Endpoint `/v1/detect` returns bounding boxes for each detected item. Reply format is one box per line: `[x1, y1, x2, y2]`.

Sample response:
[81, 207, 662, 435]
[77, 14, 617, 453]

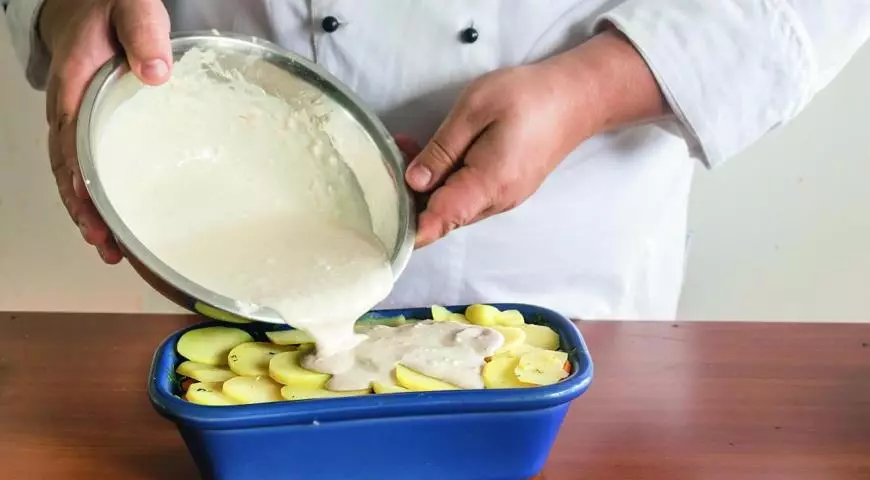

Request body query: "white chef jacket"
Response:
[5, 1, 870, 320]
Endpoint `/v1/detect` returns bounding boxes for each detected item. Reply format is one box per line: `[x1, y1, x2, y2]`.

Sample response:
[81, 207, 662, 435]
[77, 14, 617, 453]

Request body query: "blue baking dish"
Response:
[148, 304, 594, 480]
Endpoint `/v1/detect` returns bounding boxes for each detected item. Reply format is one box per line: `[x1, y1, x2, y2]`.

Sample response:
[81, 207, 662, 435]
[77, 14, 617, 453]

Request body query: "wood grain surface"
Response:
[1, 313, 868, 480]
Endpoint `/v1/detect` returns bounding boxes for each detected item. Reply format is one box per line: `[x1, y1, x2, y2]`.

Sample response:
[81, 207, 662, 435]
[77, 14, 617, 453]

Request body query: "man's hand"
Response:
[40, 0, 171, 263]
[405, 29, 667, 248]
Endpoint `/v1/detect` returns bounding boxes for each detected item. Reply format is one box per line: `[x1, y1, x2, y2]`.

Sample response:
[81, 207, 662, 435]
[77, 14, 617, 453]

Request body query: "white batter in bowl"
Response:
[76, 32, 415, 328]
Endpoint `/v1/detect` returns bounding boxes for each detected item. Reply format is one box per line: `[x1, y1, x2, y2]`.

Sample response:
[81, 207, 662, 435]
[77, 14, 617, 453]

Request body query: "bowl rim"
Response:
[76, 30, 416, 325]
[147, 303, 595, 431]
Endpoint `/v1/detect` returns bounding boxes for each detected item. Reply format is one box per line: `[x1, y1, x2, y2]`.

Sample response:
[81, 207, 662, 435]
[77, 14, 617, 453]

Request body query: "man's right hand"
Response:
[40, 0, 172, 264]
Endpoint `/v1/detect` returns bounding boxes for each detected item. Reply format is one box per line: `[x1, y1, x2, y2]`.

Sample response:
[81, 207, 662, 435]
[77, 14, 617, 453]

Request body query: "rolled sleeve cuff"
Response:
[595, 0, 815, 168]
[5, 0, 50, 90]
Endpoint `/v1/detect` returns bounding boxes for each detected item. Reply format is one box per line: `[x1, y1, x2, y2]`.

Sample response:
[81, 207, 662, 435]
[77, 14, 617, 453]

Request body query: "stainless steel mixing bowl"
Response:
[77, 31, 415, 325]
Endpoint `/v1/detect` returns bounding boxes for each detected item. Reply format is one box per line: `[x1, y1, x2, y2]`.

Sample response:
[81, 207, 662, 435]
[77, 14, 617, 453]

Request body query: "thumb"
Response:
[112, 0, 172, 86]
[406, 98, 490, 193]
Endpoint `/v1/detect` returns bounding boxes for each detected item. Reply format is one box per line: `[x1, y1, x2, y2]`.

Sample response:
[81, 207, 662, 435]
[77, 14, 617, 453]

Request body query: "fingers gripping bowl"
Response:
[76, 31, 416, 324]
[149, 304, 594, 480]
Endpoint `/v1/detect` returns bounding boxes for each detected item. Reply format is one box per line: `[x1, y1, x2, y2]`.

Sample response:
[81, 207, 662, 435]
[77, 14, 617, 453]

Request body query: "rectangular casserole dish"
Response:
[148, 304, 594, 480]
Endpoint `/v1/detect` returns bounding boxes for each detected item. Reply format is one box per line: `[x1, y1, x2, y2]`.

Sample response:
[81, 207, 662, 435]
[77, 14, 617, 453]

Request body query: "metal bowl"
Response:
[77, 31, 415, 325]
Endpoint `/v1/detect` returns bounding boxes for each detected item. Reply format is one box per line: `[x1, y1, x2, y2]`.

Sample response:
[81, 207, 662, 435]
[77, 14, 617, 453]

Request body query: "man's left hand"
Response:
[405, 29, 667, 248]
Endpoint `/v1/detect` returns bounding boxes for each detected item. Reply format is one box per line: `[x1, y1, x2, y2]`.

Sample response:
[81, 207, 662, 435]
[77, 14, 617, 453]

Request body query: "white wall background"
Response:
[678, 44, 870, 322]
[2, 25, 869, 321]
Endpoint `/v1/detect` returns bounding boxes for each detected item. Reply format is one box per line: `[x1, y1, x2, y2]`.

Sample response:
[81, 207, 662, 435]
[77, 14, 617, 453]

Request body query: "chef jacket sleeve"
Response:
[3, 0, 50, 90]
[595, 1, 870, 168]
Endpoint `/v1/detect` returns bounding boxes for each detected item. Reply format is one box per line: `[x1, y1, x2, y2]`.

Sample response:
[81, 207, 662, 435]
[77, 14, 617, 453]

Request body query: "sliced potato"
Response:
[515, 350, 570, 386]
[185, 382, 237, 406]
[483, 356, 534, 389]
[222, 376, 283, 404]
[372, 382, 409, 394]
[395, 364, 460, 392]
[176, 361, 237, 383]
[496, 309, 525, 327]
[493, 342, 542, 359]
[265, 329, 314, 345]
[354, 319, 407, 334]
[431, 305, 453, 321]
[356, 315, 407, 328]
[491, 326, 526, 355]
[280, 386, 370, 401]
[268, 351, 330, 389]
[176, 326, 253, 366]
[465, 304, 501, 327]
[228, 342, 292, 377]
[431, 305, 470, 324]
[519, 324, 560, 350]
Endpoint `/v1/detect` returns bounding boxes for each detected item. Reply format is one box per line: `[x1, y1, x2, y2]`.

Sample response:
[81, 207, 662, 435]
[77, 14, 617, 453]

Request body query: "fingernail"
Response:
[141, 59, 169, 81]
[97, 245, 110, 262]
[413, 216, 436, 248]
[414, 231, 430, 249]
[406, 165, 432, 189]
[72, 175, 86, 198]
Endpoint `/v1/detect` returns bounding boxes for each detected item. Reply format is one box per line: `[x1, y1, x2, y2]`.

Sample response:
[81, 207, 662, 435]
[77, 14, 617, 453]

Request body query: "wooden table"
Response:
[1, 313, 868, 480]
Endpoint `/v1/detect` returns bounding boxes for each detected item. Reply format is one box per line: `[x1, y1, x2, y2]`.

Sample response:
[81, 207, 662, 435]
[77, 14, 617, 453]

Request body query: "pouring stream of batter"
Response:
[97, 49, 501, 389]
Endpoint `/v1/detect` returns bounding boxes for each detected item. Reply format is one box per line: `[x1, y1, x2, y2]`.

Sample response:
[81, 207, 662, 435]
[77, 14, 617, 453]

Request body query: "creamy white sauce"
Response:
[305, 320, 504, 391]
[97, 48, 500, 389]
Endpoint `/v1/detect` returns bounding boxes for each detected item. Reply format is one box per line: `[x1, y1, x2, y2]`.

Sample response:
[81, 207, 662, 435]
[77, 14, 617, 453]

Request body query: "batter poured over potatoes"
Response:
[175, 304, 572, 405]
